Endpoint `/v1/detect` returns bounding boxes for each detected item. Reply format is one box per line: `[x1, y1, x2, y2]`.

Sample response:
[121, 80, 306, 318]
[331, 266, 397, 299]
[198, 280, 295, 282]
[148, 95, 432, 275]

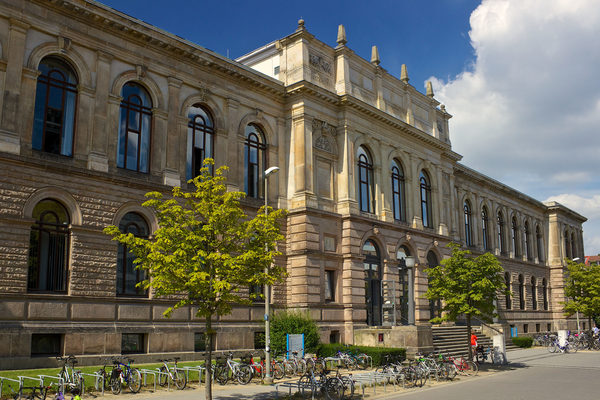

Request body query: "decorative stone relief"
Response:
[309, 53, 331, 74]
[312, 119, 337, 154]
[197, 82, 210, 102]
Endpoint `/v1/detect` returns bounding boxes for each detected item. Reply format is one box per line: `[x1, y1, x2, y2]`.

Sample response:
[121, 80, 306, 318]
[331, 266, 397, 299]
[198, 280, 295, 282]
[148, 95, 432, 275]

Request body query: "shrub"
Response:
[317, 344, 406, 366]
[270, 310, 320, 355]
[512, 336, 533, 348]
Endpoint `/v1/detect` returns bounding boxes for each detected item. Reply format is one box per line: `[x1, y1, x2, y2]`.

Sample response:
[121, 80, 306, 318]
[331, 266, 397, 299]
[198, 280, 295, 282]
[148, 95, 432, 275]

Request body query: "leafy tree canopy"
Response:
[563, 260, 600, 320]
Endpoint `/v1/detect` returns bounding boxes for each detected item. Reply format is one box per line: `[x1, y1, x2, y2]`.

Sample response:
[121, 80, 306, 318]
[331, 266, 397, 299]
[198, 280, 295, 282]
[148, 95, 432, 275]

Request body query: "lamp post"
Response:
[405, 256, 416, 325]
[399, 255, 416, 325]
[572, 257, 581, 332]
[263, 166, 279, 384]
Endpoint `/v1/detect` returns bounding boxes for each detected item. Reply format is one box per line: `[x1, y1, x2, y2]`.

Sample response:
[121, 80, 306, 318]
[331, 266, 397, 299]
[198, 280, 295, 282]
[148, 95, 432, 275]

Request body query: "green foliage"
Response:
[562, 260, 600, 319]
[104, 159, 288, 320]
[425, 243, 508, 324]
[270, 310, 320, 355]
[511, 336, 533, 348]
[317, 344, 405, 366]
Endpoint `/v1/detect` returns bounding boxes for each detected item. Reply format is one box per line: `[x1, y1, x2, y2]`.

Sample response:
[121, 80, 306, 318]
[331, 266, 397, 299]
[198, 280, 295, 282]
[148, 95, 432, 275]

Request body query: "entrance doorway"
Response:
[363, 240, 382, 326]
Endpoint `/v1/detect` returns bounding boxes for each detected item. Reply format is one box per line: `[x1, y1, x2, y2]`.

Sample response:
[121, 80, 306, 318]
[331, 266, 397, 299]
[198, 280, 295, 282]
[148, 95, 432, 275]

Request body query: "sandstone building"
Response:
[0, 0, 586, 368]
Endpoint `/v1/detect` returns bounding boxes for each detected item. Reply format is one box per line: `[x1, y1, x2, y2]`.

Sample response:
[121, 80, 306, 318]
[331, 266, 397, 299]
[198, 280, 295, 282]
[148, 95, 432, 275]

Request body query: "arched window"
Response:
[518, 274, 525, 310]
[117, 82, 152, 172]
[28, 199, 70, 292]
[504, 272, 512, 310]
[186, 104, 214, 180]
[497, 212, 506, 255]
[531, 276, 537, 310]
[32, 57, 78, 156]
[363, 240, 381, 326]
[536, 225, 544, 263]
[512, 216, 520, 257]
[427, 251, 441, 320]
[420, 171, 432, 228]
[524, 222, 531, 261]
[464, 200, 473, 247]
[391, 159, 405, 221]
[542, 278, 548, 310]
[565, 230, 571, 259]
[571, 233, 576, 259]
[244, 124, 266, 198]
[117, 212, 149, 296]
[357, 146, 375, 213]
[482, 206, 490, 250]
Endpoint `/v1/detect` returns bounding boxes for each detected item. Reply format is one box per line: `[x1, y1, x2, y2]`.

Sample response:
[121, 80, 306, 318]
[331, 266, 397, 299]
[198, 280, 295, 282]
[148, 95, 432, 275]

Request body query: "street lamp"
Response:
[263, 166, 279, 384]
[572, 257, 581, 332]
[399, 255, 416, 325]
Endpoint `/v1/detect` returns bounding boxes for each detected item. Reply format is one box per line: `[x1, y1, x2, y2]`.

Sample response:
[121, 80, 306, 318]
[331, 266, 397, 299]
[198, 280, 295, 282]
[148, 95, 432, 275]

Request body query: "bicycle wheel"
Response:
[272, 362, 285, 380]
[73, 371, 84, 395]
[296, 359, 307, 376]
[158, 366, 168, 386]
[96, 369, 109, 391]
[110, 371, 122, 395]
[548, 342, 557, 353]
[284, 361, 295, 378]
[215, 365, 229, 385]
[325, 377, 344, 400]
[174, 369, 187, 390]
[462, 360, 478, 376]
[356, 355, 368, 370]
[127, 368, 142, 393]
[236, 365, 253, 385]
[445, 362, 456, 380]
[340, 376, 355, 398]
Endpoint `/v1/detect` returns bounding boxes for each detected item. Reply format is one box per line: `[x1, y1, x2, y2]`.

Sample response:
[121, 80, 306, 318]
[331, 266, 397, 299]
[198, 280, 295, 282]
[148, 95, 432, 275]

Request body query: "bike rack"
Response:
[0, 376, 22, 398]
[139, 369, 159, 392]
[80, 372, 103, 396]
[182, 365, 205, 385]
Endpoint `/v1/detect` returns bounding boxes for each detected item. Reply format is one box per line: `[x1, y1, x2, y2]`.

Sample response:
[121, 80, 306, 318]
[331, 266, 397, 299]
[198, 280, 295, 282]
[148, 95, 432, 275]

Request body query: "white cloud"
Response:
[431, 0, 600, 254]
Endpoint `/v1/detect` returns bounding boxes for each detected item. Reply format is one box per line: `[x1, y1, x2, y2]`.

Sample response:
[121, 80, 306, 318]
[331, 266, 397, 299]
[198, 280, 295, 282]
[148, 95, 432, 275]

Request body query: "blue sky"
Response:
[97, 0, 600, 256]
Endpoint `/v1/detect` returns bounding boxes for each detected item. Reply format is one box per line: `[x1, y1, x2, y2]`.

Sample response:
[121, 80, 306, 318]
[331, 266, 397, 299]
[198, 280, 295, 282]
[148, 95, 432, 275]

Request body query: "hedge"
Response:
[512, 336, 533, 348]
[317, 344, 406, 366]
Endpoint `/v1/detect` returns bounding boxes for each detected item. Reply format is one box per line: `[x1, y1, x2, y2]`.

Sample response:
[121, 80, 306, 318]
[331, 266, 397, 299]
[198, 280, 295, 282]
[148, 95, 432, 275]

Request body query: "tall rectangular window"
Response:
[324, 270, 335, 302]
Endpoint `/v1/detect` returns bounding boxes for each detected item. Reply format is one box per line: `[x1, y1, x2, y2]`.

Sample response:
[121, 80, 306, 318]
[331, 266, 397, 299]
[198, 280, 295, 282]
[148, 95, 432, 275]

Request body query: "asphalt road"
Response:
[385, 347, 600, 399]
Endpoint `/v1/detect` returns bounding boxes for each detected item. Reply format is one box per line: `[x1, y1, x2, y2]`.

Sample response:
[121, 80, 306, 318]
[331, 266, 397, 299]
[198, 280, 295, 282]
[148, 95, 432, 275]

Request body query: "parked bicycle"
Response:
[298, 369, 344, 400]
[108, 356, 142, 394]
[214, 352, 253, 385]
[158, 357, 187, 390]
[7, 384, 52, 400]
[56, 355, 83, 394]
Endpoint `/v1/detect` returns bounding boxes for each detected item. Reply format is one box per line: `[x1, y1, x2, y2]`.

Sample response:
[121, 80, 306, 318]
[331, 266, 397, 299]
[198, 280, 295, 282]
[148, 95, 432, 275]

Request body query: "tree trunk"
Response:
[205, 315, 213, 400]
[589, 315, 593, 333]
[467, 313, 473, 361]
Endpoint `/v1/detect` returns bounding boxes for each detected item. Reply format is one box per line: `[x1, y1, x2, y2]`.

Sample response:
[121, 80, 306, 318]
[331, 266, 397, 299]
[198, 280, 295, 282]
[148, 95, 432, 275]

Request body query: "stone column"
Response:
[163, 77, 182, 186]
[0, 18, 29, 154]
[17, 68, 40, 151]
[88, 50, 113, 172]
[75, 86, 95, 162]
[225, 98, 240, 190]
[434, 166, 445, 235]
[379, 143, 393, 222]
[336, 123, 356, 214]
[151, 108, 168, 176]
[106, 94, 122, 168]
[411, 157, 423, 229]
[276, 117, 286, 205]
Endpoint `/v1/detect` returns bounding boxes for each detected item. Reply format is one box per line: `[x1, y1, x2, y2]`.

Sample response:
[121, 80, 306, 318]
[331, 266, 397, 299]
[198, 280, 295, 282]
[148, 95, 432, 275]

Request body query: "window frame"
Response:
[357, 146, 375, 213]
[27, 199, 70, 293]
[32, 57, 78, 157]
[244, 124, 266, 199]
[512, 216, 520, 258]
[324, 270, 335, 302]
[391, 159, 406, 221]
[187, 104, 215, 179]
[504, 271, 512, 310]
[116, 212, 149, 297]
[497, 212, 506, 255]
[531, 276, 537, 310]
[420, 171, 433, 228]
[482, 206, 490, 250]
[518, 274, 525, 310]
[117, 82, 153, 173]
[536, 225, 544, 263]
[464, 200, 473, 247]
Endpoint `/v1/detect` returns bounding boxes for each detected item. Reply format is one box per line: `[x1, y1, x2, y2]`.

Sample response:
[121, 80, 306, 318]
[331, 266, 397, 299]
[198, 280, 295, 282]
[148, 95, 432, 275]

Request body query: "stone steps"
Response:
[431, 325, 493, 357]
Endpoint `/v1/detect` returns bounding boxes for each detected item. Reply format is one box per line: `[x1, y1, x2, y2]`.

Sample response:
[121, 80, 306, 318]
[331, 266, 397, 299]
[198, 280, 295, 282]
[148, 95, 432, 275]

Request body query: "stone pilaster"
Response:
[225, 98, 239, 190]
[0, 19, 29, 151]
[88, 51, 113, 172]
[163, 77, 182, 186]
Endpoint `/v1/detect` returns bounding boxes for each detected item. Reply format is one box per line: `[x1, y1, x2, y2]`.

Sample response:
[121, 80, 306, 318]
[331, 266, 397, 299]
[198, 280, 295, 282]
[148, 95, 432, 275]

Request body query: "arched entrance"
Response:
[397, 246, 413, 325]
[363, 240, 382, 326]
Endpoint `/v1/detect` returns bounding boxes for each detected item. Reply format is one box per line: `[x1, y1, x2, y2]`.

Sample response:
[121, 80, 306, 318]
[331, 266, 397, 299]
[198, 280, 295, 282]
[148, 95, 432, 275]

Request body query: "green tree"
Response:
[425, 243, 508, 360]
[563, 260, 600, 330]
[104, 159, 287, 400]
[270, 310, 320, 355]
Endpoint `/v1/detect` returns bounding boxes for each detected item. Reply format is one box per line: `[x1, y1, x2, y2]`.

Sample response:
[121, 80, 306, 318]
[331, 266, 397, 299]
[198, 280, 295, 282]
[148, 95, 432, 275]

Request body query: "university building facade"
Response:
[0, 0, 586, 368]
